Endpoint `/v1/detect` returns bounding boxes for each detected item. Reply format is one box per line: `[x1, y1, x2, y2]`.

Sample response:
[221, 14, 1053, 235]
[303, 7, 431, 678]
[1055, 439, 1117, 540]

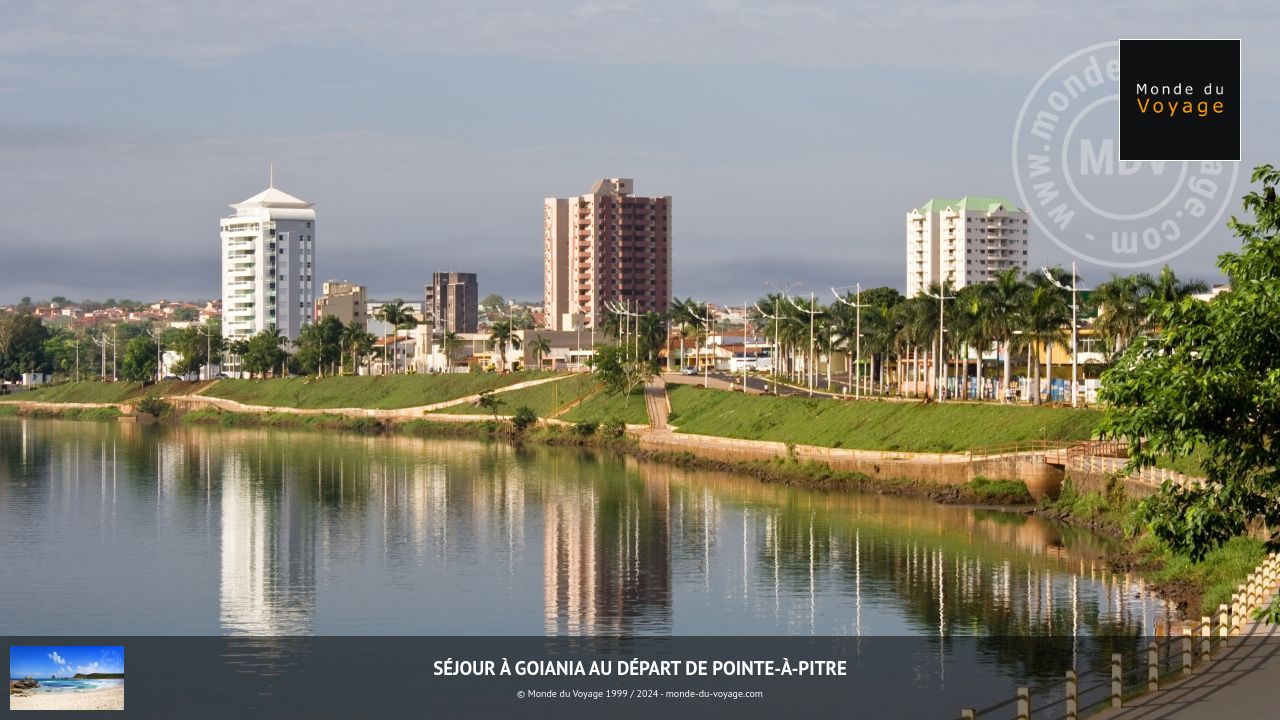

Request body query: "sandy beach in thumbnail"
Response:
[10, 684, 124, 711]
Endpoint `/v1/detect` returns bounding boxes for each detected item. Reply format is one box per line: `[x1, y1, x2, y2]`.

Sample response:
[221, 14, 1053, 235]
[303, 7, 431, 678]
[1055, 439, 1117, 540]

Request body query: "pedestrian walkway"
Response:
[643, 377, 669, 430]
[1095, 623, 1280, 720]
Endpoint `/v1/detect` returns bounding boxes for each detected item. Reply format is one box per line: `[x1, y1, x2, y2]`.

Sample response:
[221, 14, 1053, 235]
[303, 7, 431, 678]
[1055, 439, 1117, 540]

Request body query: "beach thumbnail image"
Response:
[9, 646, 124, 711]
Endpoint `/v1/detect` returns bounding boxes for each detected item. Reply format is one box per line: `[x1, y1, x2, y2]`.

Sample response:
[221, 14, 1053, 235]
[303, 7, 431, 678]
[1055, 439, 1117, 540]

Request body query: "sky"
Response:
[9, 646, 124, 679]
[1, 1, 1277, 305]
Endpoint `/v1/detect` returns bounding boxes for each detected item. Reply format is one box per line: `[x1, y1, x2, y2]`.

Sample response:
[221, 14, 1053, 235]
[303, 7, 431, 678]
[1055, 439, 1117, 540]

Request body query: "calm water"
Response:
[0, 418, 1166, 638]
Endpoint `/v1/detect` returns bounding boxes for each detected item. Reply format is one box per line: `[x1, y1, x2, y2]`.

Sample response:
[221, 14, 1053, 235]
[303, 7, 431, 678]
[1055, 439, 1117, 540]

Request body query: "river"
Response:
[0, 417, 1166, 640]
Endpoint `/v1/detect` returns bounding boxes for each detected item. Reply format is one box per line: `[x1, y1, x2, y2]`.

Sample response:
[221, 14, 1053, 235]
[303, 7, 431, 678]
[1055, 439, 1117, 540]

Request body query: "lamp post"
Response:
[686, 304, 713, 389]
[787, 292, 823, 396]
[146, 327, 164, 384]
[760, 281, 800, 396]
[1043, 262, 1083, 407]
[924, 287, 954, 402]
[832, 284, 869, 399]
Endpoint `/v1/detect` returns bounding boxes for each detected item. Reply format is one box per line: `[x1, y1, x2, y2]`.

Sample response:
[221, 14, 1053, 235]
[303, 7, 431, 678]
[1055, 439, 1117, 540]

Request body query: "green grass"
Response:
[1153, 447, 1209, 477]
[967, 476, 1034, 503]
[8, 380, 209, 404]
[1147, 536, 1268, 616]
[182, 407, 385, 432]
[560, 387, 650, 426]
[434, 373, 599, 416]
[666, 385, 1103, 452]
[202, 372, 557, 410]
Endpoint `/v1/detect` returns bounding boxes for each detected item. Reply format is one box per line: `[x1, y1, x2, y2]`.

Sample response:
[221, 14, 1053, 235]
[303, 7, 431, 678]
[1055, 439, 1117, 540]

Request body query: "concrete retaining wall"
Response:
[636, 431, 1066, 498]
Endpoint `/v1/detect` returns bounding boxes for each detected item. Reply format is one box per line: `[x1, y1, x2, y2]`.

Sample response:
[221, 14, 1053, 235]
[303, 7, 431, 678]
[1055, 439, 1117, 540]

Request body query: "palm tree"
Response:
[376, 300, 412, 374]
[442, 330, 460, 370]
[978, 268, 1027, 401]
[1146, 265, 1208, 313]
[340, 321, 375, 375]
[1019, 273, 1070, 404]
[531, 334, 551, 370]
[488, 320, 520, 372]
[1091, 272, 1154, 360]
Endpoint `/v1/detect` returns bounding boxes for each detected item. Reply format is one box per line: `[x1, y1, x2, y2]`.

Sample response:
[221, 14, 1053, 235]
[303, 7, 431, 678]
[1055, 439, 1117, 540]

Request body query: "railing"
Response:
[955, 551, 1280, 720]
[967, 440, 1077, 459]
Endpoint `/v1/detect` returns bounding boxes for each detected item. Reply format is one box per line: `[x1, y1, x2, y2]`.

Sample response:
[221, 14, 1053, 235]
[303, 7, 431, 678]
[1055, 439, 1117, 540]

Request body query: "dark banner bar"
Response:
[3, 635, 1209, 720]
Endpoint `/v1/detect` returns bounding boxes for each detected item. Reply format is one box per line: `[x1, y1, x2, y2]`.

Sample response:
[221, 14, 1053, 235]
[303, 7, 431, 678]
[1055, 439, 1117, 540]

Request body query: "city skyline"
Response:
[2, 3, 1278, 304]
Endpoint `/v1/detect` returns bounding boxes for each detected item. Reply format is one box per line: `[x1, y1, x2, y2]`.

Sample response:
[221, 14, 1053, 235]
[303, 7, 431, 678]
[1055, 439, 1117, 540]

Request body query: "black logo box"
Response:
[1119, 39, 1240, 161]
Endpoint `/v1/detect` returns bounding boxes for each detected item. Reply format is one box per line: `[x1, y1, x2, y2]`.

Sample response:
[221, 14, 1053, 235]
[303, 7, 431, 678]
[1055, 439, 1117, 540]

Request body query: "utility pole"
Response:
[787, 292, 823, 396]
[1044, 262, 1083, 407]
[925, 287, 954, 402]
[832, 284, 869, 399]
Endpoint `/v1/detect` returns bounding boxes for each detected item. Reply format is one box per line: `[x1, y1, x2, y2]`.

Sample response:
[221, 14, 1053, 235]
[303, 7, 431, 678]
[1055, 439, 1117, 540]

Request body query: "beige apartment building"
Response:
[906, 197, 1029, 297]
[544, 178, 672, 331]
[314, 280, 367, 327]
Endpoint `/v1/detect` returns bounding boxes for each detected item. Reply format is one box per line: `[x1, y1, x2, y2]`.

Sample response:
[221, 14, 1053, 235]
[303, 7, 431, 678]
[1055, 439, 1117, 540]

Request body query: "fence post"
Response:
[1219, 604, 1230, 645]
[1111, 653, 1122, 708]
[1148, 641, 1159, 692]
[1065, 669, 1078, 720]
[1201, 617, 1212, 661]
[961, 709, 975, 720]
[1017, 686, 1030, 720]
[1182, 629, 1193, 675]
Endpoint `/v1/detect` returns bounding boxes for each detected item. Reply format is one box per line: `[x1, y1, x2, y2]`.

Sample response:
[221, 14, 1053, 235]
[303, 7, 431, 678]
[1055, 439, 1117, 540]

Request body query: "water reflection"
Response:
[0, 418, 1167, 649]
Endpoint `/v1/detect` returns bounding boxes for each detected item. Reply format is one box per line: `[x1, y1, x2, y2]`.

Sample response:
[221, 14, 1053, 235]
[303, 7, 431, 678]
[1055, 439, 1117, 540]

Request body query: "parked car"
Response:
[680, 366, 698, 376]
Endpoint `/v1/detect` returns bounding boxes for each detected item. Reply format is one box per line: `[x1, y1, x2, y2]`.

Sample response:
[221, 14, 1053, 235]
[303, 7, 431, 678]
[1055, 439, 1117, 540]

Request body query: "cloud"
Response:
[75, 661, 107, 675]
[48, 651, 65, 665]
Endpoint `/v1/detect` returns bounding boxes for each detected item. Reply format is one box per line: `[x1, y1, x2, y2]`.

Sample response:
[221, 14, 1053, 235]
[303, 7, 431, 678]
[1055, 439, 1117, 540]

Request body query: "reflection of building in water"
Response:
[543, 459, 673, 634]
[219, 452, 316, 635]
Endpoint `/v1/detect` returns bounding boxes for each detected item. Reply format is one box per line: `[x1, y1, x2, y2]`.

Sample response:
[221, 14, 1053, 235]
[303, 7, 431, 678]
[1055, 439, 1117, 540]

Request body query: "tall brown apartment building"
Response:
[543, 178, 671, 331]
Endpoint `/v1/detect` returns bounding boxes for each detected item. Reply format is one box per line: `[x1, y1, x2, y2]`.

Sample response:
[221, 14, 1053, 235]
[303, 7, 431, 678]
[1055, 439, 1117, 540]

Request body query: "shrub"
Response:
[136, 395, 171, 418]
[600, 418, 627, 439]
[573, 420, 598, 437]
[511, 406, 538, 433]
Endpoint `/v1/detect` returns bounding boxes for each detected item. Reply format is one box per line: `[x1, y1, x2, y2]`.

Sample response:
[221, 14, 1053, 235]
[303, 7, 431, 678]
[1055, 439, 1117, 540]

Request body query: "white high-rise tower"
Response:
[220, 174, 316, 343]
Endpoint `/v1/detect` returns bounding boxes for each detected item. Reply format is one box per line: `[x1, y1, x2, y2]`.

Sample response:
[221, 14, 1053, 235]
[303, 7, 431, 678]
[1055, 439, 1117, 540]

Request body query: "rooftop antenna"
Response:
[268, 162, 275, 188]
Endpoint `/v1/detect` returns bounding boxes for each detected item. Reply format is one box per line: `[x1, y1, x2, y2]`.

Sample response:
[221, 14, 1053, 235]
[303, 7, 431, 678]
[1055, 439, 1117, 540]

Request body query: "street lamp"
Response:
[831, 284, 869, 399]
[787, 292, 823, 397]
[685, 303, 713, 389]
[759, 281, 800, 396]
[924, 287, 954, 402]
[1043, 262, 1084, 407]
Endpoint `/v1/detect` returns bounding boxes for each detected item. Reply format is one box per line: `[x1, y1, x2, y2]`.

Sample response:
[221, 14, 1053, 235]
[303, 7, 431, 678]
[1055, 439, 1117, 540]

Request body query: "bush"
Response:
[136, 395, 171, 418]
[511, 406, 538, 433]
[573, 420, 598, 437]
[600, 418, 627, 439]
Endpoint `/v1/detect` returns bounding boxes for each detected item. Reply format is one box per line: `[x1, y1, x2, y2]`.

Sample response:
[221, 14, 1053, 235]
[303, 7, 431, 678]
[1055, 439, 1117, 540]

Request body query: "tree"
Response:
[165, 322, 224, 378]
[511, 406, 538, 433]
[1092, 272, 1155, 359]
[488, 320, 520, 372]
[1100, 164, 1280, 559]
[295, 316, 345, 376]
[442, 331, 461, 369]
[978, 269, 1028, 401]
[480, 294, 506, 313]
[375, 300, 414, 373]
[119, 335, 158, 382]
[530, 334, 551, 369]
[0, 313, 51, 380]
[341, 321, 375, 375]
[590, 343, 652, 403]
[475, 389, 505, 421]
[241, 329, 287, 379]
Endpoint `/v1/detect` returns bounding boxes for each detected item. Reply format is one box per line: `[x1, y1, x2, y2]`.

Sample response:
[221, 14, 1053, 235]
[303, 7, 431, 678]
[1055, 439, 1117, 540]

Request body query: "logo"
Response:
[1011, 41, 1238, 268]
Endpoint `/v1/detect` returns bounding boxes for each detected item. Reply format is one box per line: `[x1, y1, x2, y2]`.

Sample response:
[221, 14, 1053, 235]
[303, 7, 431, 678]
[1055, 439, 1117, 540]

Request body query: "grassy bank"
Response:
[560, 387, 650, 425]
[8, 380, 209, 404]
[1040, 478, 1267, 616]
[0, 404, 122, 421]
[667, 385, 1103, 452]
[433, 373, 598, 416]
[198, 372, 557, 410]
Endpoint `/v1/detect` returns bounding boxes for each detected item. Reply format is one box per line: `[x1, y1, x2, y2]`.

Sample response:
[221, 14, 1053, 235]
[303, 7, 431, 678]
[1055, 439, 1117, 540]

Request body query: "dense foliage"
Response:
[1101, 165, 1280, 559]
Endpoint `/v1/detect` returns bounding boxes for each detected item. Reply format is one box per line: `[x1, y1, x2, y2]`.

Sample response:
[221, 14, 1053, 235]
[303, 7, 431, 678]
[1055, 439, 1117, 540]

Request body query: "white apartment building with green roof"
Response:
[905, 196, 1029, 297]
